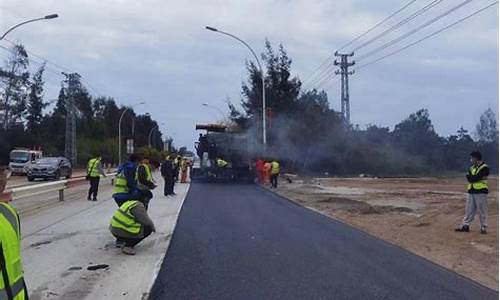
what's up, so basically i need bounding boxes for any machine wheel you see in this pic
[27,176,34,182]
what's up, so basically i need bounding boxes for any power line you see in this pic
[356,0,499,71]
[302,64,335,91]
[303,0,420,91]
[353,0,446,52]
[0,39,104,96]
[338,0,418,51]
[356,0,473,61]
[301,56,334,88]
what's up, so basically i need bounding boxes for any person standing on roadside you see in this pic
[136,157,156,208]
[0,149,29,299]
[456,151,490,234]
[263,160,272,185]
[270,159,281,188]
[87,155,106,201]
[161,155,175,196]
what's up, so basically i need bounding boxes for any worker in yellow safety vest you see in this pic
[87,156,106,201]
[109,199,156,255]
[0,155,28,299]
[270,160,280,189]
[456,151,490,234]
[135,158,156,209]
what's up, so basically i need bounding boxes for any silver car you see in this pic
[27,157,73,181]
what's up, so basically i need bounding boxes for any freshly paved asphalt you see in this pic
[150,183,498,300]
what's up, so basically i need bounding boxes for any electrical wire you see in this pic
[356,0,473,61]
[0,39,104,96]
[353,0,447,52]
[338,0,418,51]
[355,0,499,71]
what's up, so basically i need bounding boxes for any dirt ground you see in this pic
[275,175,499,290]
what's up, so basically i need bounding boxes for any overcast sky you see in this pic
[0,0,498,150]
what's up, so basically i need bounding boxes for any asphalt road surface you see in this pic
[150,183,498,300]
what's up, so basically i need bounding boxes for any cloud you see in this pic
[0,0,497,149]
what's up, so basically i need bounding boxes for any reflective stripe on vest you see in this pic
[467,163,489,191]
[271,162,280,175]
[0,202,26,300]
[87,158,101,178]
[110,200,142,235]
[136,164,152,191]
[0,277,25,299]
[112,172,129,194]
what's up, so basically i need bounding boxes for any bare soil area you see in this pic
[275,176,499,290]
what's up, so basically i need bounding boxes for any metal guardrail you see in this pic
[3,173,116,202]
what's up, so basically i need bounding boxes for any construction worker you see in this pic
[113,154,140,207]
[180,158,190,183]
[263,160,271,185]
[86,155,106,201]
[255,159,265,184]
[173,156,180,182]
[456,151,490,234]
[109,199,156,255]
[0,153,29,299]
[160,155,175,196]
[270,159,281,188]
[136,157,156,209]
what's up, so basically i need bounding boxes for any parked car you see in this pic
[27,157,72,181]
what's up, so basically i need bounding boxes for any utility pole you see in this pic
[334,51,355,124]
[62,72,80,166]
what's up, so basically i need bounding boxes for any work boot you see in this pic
[87,196,91,201]
[480,226,488,234]
[455,225,470,232]
[122,246,136,255]
[92,198,97,201]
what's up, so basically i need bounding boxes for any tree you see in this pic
[475,108,498,143]
[26,63,47,133]
[0,44,30,129]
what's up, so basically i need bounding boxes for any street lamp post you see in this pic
[148,123,165,149]
[205,26,267,145]
[118,101,145,164]
[202,103,226,122]
[1,14,59,40]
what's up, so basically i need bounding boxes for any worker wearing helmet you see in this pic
[0,141,29,299]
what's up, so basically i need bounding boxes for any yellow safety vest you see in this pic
[271,161,280,175]
[0,202,27,300]
[110,200,142,235]
[87,158,101,178]
[467,163,489,191]
[113,171,129,194]
[136,164,153,191]
[217,159,228,168]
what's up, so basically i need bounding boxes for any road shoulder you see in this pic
[21,175,189,300]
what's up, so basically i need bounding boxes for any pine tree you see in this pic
[0,44,30,129]
[26,63,47,133]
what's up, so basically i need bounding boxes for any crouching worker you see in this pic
[109,200,156,255]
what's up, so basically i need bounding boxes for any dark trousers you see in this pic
[116,226,153,248]
[271,174,279,188]
[88,177,100,199]
[164,176,174,195]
